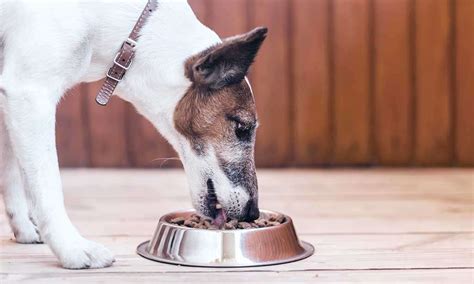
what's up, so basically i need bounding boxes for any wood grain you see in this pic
[0,169,473,282]
[373,0,413,166]
[188,0,210,24]
[83,81,130,167]
[126,109,178,168]
[0,169,468,236]
[207,0,248,38]
[1,234,473,272]
[249,0,291,167]
[414,0,453,165]
[332,0,372,165]
[1,269,472,283]
[55,86,89,167]
[455,0,474,166]
[48,1,473,168]
[292,0,331,166]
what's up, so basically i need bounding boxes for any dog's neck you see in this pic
[82,0,221,148]
[87,1,220,117]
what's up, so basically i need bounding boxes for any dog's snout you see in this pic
[206,179,219,218]
[243,199,260,221]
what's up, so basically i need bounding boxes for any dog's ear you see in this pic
[187,27,268,90]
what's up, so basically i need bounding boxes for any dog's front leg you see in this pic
[0,125,42,244]
[4,88,115,269]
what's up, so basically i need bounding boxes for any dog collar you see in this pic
[96,0,158,106]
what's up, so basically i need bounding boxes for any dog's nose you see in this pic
[243,199,260,221]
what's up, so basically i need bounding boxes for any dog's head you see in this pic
[172,27,267,222]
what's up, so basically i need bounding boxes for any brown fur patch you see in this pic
[174,81,256,154]
[173,27,267,201]
[174,80,258,197]
[185,27,267,90]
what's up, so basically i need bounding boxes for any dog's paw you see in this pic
[57,239,115,269]
[11,217,43,244]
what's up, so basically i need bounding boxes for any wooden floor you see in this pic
[0,169,473,283]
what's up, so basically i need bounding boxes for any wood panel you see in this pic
[207,0,248,38]
[49,0,474,168]
[292,0,331,166]
[455,0,474,166]
[83,82,130,167]
[188,0,210,24]
[249,0,291,167]
[126,109,177,168]
[373,0,413,165]
[332,0,371,165]
[414,0,453,165]
[56,86,89,167]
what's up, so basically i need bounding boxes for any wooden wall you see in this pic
[56,0,474,168]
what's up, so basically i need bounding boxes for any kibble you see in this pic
[170,217,185,225]
[168,213,286,230]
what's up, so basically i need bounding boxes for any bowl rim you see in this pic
[137,240,315,268]
[159,209,292,232]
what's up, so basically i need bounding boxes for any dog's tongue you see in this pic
[212,204,227,227]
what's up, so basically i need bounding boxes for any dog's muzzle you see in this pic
[242,198,260,222]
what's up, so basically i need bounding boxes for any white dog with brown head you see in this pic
[0,0,266,269]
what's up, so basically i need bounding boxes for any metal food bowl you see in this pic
[136,209,314,267]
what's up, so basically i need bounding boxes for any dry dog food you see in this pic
[169,213,286,230]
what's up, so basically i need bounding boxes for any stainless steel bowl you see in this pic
[137,209,314,267]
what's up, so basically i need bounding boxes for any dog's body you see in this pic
[0,0,266,269]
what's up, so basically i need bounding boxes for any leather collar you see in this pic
[96,0,158,106]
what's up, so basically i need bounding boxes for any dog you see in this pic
[0,0,267,269]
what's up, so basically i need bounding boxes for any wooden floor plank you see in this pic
[1,169,472,282]
[1,233,472,274]
[3,269,472,284]
[2,169,472,235]
[58,169,474,235]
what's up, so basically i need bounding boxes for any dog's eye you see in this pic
[235,122,253,142]
[227,115,256,142]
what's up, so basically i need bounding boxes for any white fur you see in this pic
[0,0,253,269]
